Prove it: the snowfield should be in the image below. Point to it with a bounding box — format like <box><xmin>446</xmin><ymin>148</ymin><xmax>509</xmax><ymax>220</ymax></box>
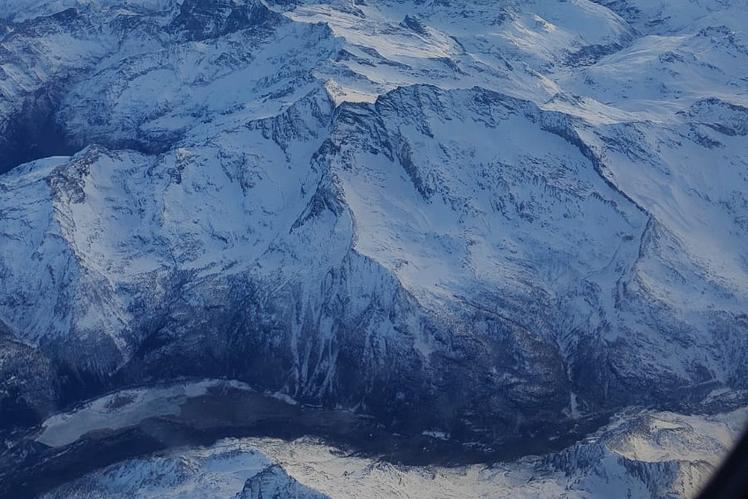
<box><xmin>37</xmin><ymin>382</ymin><xmax>748</xmax><ymax>498</ymax></box>
<box><xmin>0</xmin><ymin>0</ymin><xmax>747</xmax><ymax>497</ymax></box>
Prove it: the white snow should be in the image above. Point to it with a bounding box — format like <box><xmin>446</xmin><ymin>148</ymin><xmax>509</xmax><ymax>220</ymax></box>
<box><xmin>40</xmin><ymin>405</ymin><xmax>748</xmax><ymax>499</ymax></box>
<box><xmin>36</xmin><ymin>379</ymin><xmax>253</xmax><ymax>447</ymax></box>
<box><xmin>35</xmin><ymin>382</ymin><xmax>748</xmax><ymax>499</ymax></box>
<box><xmin>1</xmin><ymin>1</ymin><xmax>748</xmax><ymax>496</ymax></box>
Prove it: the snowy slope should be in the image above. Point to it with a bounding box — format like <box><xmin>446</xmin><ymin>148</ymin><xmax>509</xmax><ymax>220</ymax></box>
<box><xmin>0</xmin><ymin>0</ymin><xmax>747</xmax><ymax>496</ymax></box>
<box><xmin>263</xmin><ymin>407</ymin><xmax>748</xmax><ymax>498</ymax></box>
<box><xmin>41</xmin><ymin>439</ymin><xmax>329</xmax><ymax>499</ymax></box>
<box><xmin>18</xmin><ymin>381</ymin><xmax>748</xmax><ymax>498</ymax></box>
<box><xmin>39</xmin><ymin>401</ymin><xmax>748</xmax><ymax>499</ymax></box>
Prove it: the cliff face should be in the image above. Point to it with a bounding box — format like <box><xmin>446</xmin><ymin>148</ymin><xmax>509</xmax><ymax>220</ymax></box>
<box><xmin>0</xmin><ymin>0</ymin><xmax>747</xmax><ymax>454</ymax></box>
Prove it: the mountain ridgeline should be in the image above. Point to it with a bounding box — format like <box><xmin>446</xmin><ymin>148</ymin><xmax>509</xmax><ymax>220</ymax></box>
<box><xmin>0</xmin><ymin>0</ymin><xmax>747</xmax><ymax>466</ymax></box>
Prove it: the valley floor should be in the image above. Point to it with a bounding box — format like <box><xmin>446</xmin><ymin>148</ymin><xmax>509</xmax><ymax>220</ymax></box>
<box><xmin>2</xmin><ymin>380</ymin><xmax>744</xmax><ymax>498</ymax></box>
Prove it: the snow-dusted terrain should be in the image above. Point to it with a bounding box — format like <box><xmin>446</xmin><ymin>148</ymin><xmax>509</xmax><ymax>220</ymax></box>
<box><xmin>35</xmin><ymin>379</ymin><xmax>253</xmax><ymax>447</ymax></box>
<box><xmin>42</xmin><ymin>439</ymin><xmax>329</xmax><ymax>499</ymax></box>
<box><xmin>250</xmin><ymin>406</ymin><xmax>748</xmax><ymax>499</ymax></box>
<box><xmin>33</xmin><ymin>383</ymin><xmax>748</xmax><ymax>498</ymax></box>
<box><xmin>1</xmin><ymin>0</ymin><xmax>747</xmax><ymax>497</ymax></box>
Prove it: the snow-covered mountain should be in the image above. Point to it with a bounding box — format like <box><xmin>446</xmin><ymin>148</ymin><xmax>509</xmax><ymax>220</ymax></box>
<box><xmin>41</xmin><ymin>439</ymin><xmax>330</xmax><ymax>499</ymax></box>
<box><xmin>1</xmin><ymin>0</ymin><xmax>747</xmax><ymax>496</ymax></box>
<box><xmin>33</xmin><ymin>384</ymin><xmax>748</xmax><ymax>498</ymax></box>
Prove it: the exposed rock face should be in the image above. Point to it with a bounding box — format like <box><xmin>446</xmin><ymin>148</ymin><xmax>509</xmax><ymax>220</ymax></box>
<box><xmin>171</xmin><ymin>0</ymin><xmax>284</xmax><ymax>41</ymax></box>
<box><xmin>0</xmin><ymin>320</ymin><xmax>56</xmax><ymax>428</ymax></box>
<box><xmin>237</xmin><ymin>464</ymin><xmax>329</xmax><ymax>499</ymax></box>
<box><xmin>0</xmin><ymin>0</ymin><xmax>746</xmax><ymax>465</ymax></box>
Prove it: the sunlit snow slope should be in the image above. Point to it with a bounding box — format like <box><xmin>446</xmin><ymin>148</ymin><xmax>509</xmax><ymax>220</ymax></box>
<box><xmin>0</xmin><ymin>0</ymin><xmax>747</xmax><ymax>483</ymax></box>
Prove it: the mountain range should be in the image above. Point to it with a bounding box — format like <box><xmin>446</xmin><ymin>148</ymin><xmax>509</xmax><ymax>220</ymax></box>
<box><xmin>1</xmin><ymin>0</ymin><xmax>747</xmax><ymax>497</ymax></box>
